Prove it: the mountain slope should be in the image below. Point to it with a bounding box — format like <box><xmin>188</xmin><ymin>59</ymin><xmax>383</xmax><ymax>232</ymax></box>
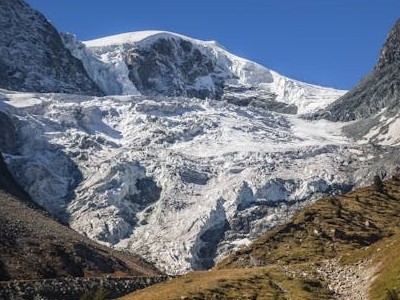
<box><xmin>0</xmin><ymin>152</ymin><xmax>160</xmax><ymax>281</ymax></box>
<box><xmin>340</xmin><ymin>19</ymin><xmax>400</xmax><ymax>147</ymax></box>
<box><xmin>63</xmin><ymin>31</ymin><xmax>345</xmax><ymax>114</ymax></box>
<box><xmin>1</xmin><ymin>0</ymin><xmax>397</xmax><ymax>279</ymax></box>
<box><xmin>219</xmin><ymin>175</ymin><xmax>400</xmax><ymax>299</ymax></box>
<box><xmin>0</xmin><ymin>191</ymin><xmax>161</xmax><ymax>281</ymax></box>
<box><xmin>123</xmin><ymin>176</ymin><xmax>400</xmax><ymax>300</ymax></box>
<box><xmin>314</xmin><ymin>19</ymin><xmax>400</xmax><ymax>123</ymax></box>
<box><xmin>0</xmin><ymin>0</ymin><xmax>103</xmax><ymax>95</ymax></box>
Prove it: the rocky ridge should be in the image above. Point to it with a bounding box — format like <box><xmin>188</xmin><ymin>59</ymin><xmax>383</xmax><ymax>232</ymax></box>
<box><xmin>313</xmin><ymin>19</ymin><xmax>400</xmax><ymax>122</ymax></box>
<box><xmin>311</xmin><ymin>19</ymin><xmax>400</xmax><ymax>149</ymax></box>
<box><xmin>0</xmin><ymin>0</ymin><xmax>103</xmax><ymax>95</ymax></box>
<box><xmin>63</xmin><ymin>31</ymin><xmax>345</xmax><ymax>114</ymax></box>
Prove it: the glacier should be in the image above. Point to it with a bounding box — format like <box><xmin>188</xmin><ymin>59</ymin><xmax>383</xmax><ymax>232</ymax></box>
<box><xmin>1</xmin><ymin>30</ymin><xmax>392</xmax><ymax>275</ymax></box>
<box><xmin>0</xmin><ymin>88</ymin><xmax>370</xmax><ymax>274</ymax></box>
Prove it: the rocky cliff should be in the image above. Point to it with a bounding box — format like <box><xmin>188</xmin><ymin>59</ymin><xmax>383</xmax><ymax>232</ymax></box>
<box><xmin>314</xmin><ymin>19</ymin><xmax>400</xmax><ymax>122</ymax></box>
<box><xmin>0</xmin><ymin>0</ymin><xmax>103</xmax><ymax>95</ymax></box>
<box><xmin>0</xmin><ymin>111</ymin><xmax>31</xmax><ymax>202</ymax></box>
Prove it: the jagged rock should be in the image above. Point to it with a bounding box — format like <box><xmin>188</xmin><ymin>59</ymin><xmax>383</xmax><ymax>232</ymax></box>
<box><xmin>126</xmin><ymin>37</ymin><xmax>226</xmax><ymax>99</ymax></box>
<box><xmin>312</xmin><ymin>19</ymin><xmax>400</xmax><ymax>122</ymax></box>
<box><xmin>376</xmin><ymin>19</ymin><xmax>400</xmax><ymax>70</ymax></box>
<box><xmin>0</xmin><ymin>111</ymin><xmax>19</xmax><ymax>153</ymax></box>
<box><xmin>0</xmin><ymin>0</ymin><xmax>103</xmax><ymax>95</ymax></box>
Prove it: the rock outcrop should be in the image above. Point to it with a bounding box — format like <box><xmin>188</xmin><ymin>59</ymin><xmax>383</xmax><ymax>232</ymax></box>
<box><xmin>0</xmin><ymin>111</ymin><xmax>31</xmax><ymax>201</ymax></box>
<box><xmin>376</xmin><ymin>19</ymin><xmax>400</xmax><ymax>70</ymax></box>
<box><xmin>0</xmin><ymin>0</ymin><xmax>103</xmax><ymax>95</ymax></box>
<box><xmin>313</xmin><ymin>19</ymin><xmax>400</xmax><ymax>121</ymax></box>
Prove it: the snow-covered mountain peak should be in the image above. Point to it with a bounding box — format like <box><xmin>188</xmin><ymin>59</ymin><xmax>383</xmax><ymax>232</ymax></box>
<box><xmin>84</xmin><ymin>30</ymin><xmax>211</xmax><ymax>48</ymax></box>
<box><xmin>63</xmin><ymin>30</ymin><xmax>346</xmax><ymax>114</ymax></box>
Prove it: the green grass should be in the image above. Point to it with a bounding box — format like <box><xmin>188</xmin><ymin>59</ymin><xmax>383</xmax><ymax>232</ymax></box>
<box><xmin>368</xmin><ymin>232</ymin><xmax>400</xmax><ymax>299</ymax></box>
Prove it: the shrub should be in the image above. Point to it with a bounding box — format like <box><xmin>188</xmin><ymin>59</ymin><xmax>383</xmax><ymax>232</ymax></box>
<box><xmin>80</xmin><ymin>287</ymin><xmax>108</xmax><ymax>300</ymax></box>
<box><xmin>387</xmin><ymin>288</ymin><xmax>399</xmax><ymax>300</ymax></box>
<box><xmin>335</xmin><ymin>207</ymin><xmax>341</xmax><ymax>218</ymax></box>
<box><xmin>373</xmin><ymin>175</ymin><xmax>384</xmax><ymax>193</ymax></box>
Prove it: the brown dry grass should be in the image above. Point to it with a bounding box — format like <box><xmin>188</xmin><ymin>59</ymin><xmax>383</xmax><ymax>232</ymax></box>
<box><xmin>121</xmin><ymin>266</ymin><xmax>333</xmax><ymax>300</ymax></box>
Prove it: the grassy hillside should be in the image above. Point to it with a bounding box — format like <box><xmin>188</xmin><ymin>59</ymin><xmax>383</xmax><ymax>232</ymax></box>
<box><xmin>122</xmin><ymin>175</ymin><xmax>400</xmax><ymax>299</ymax></box>
<box><xmin>120</xmin><ymin>267</ymin><xmax>334</xmax><ymax>300</ymax></box>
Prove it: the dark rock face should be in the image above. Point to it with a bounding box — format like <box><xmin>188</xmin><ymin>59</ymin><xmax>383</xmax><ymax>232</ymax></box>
<box><xmin>0</xmin><ymin>0</ymin><xmax>103</xmax><ymax>95</ymax></box>
<box><xmin>376</xmin><ymin>19</ymin><xmax>400</xmax><ymax>70</ymax></box>
<box><xmin>132</xmin><ymin>177</ymin><xmax>162</xmax><ymax>207</ymax></box>
<box><xmin>0</xmin><ymin>152</ymin><xmax>31</xmax><ymax>202</ymax></box>
<box><xmin>191</xmin><ymin>200</ymin><xmax>229</xmax><ymax>270</ymax></box>
<box><xmin>222</xmin><ymin>85</ymin><xmax>298</xmax><ymax>114</ymax></box>
<box><xmin>0</xmin><ymin>112</ymin><xmax>32</xmax><ymax>203</ymax></box>
<box><xmin>126</xmin><ymin>37</ymin><xmax>229</xmax><ymax>99</ymax></box>
<box><xmin>123</xmin><ymin>36</ymin><xmax>299</xmax><ymax>112</ymax></box>
<box><xmin>180</xmin><ymin>168</ymin><xmax>210</xmax><ymax>185</ymax></box>
<box><xmin>313</xmin><ymin>19</ymin><xmax>400</xmax><ymax>121</ymax></box>
<box><xmin>0</xmin><ymin>111</ymin><xmax>19</xmax><ymax>154</ymax></box>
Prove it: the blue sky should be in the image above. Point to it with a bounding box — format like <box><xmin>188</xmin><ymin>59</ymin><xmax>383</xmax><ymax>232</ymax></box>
<box><xmin>26</xmin><ymin>0</ymin><xmax>400</xmax><ymax>90</ymax></box>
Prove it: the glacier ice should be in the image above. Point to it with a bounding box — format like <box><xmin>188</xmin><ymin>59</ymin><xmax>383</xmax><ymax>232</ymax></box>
<box><xmin>0</xmin><ymin>89</ymin><xmax>365</xmax><ymax>274</ymax></box>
